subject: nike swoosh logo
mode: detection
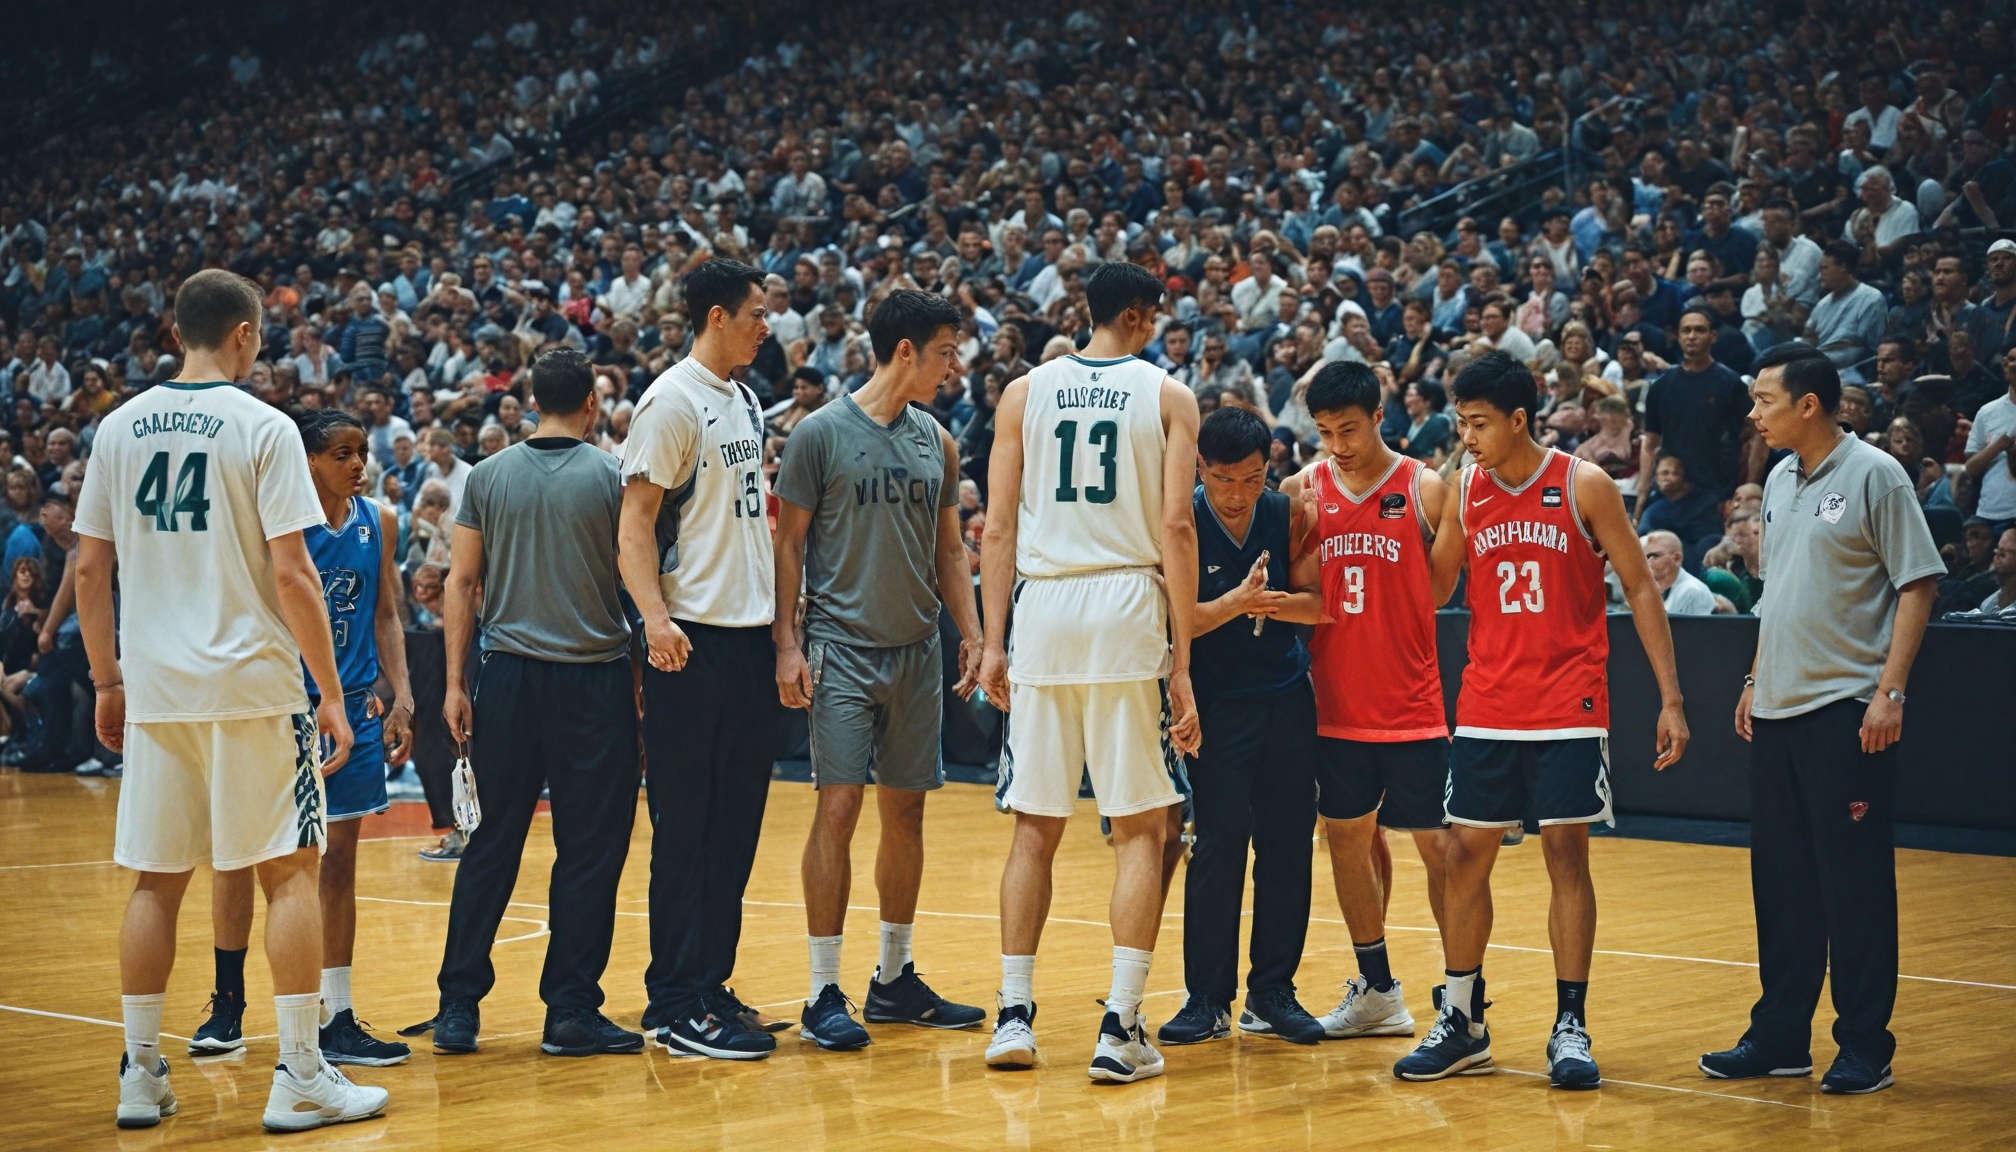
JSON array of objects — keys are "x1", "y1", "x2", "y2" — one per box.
[
  {"x1": 707, "y1": 417, "x2": 719, "y2": 426},
  {"x1": 1207, "y1": 565, "x2": 1221, "y2": 573},
  {"x1": 1472, "y1": 493, "x2": 1495, "y2": 505}
]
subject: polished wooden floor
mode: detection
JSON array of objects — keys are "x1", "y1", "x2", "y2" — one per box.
[{"x1": 2, "y1": 769, "x2": 2012, "y2": 1151}]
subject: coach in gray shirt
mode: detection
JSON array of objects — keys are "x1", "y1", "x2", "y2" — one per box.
[
  {"x1": 426, "y1": 348, "x2": 644, "y2": 1059},
  {"x1": 1700, "y1": 345, "x2": 1942, "y2": 1096},
  {"x1": 772, "y1": 291, "x2": 986, "y2": 1049}
]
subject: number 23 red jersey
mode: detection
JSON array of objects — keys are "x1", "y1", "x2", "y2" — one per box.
[
  {"x1": 1308, "y1": 456, "x2": 1447, "y2": 741},
  {"x1": 1456, "y1": 449, "x2": 1610, "y2": 737}
]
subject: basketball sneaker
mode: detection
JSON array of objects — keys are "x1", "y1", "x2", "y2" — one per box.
[
  {"x1": 539, "y1": 1007, "x2": 644, "y2": 1057},
  {"x1": 1087, "y1": 1011, "x2": 1164, "y2": 1083},
  {"x1": 1821, "y1": 1049, "x2": 1894, "y2": 1095},
  {"x1": 1240, "y1": 985, "x2": 1325, "y2": 1045},
  {"x1": 188, "y1": 991, "x2": 245, "y2": 1055},
  {"x1": 656, "y1": 999, "x2": 775, "y2": 1060},
  {"x1": 430, "y1": 998, "x2": 480, "y2": 1054},
  {"x1": 320, "y1": 1010, "x2": 412, "y2": 1067},
  {"x1": 985, "y1": 1000, "x2": 1038, "y2": 1069},
  {"x1": 417, "y1": 830, "x2": 466, "y2": 863},
  {"x1": 260, "y1": 1060, "x2": 389, "y2": 1132},
  {"x1": 800, "y1": 985, "x2": 871, "y2": 1051},
  {"x1": 1156, "y1": 995, "x2": 1231, "y2": 1045},
  {"x1": 1393, "y1": 1003, "x2": 1494, "y2": 1081},
  {"x1": 863, "y1": 963, "x2": 986, "y2": 1028},
  {"x1": 1320, "y1": 976, "x2": 1417, "y2": 1039},
  {"x1": 116, "y1": 1053, "x2": 178, "y2": 1128},
  {"x1": 718, "y1": 986, "x2": 790, "y2": 1033},
  {"x1": 1698, "y1": 1038, "x2": 1813, "y2": 1080},
  {"x1": 1547, "y1": 1013, "x2": 1601, "y2": 1089}
]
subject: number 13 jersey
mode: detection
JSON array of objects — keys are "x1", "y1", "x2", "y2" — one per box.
[
  {"x1": 1456, "y1": 449, "x2": 1609, "y2": 738},
  {"x1": 1015, "y1": 354, "x2": 1167, "y2": 579},
  {"x1": 73, "y1": 380, "x2": 324, "y2": 722}
]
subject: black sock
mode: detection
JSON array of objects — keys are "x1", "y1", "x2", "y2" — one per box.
[
  {"x1": 1557, "y1": 980, "x2": 1588, "y2": 1026},
  {"x1": 215, "y1": 947, "x2": 247, "y2": 1002},
  {"x1": 1354, "y1": 938, "x2": 1394, "y2": 992}
]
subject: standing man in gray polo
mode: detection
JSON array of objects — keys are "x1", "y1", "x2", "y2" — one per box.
[
  {"x1": 773, "y1": 291, "x2": 987, "y2": 1050},
  {"x1": 1701, "y1": 344, "x2": 1943, "y2": 1096}
]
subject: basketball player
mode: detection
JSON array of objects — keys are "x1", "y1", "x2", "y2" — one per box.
[
  {"x1": 977, "y1": 262, "x2": 1203, "y2": 1082},
  {"x1": 1157, "y1": 406, "x2": 1325, "y2": 1049},
  {"x1": 773, "y1": 290, "x2": 986, "y2": 1051},
  {"x1": 1281, "y1": 361, "x2": 1454, "y2": 1042},
  {"x1": 1395, "y1": 350, "x2": 1688, "y2": 1089},
  {"x1": 75, "y1": 269, "x2": 388, "y2": 1131},
  {"x1": 194, "y1": 411, "x2": 415, "y2": 1069},
  {"x1": 619, "y1": 258, "x2": 789, "y2": 1060}
]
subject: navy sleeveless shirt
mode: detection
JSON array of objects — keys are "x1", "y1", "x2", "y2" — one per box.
[{"x1": 1191, "y1": 486, "x2": 1310, "y2": 700}]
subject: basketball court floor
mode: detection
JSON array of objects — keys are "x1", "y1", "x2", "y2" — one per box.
[{"x1": 3, "y1": 770, "x2": 2010, "y2": 1150}]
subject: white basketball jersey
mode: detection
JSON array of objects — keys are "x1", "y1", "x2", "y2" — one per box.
[
  {"x1": 1016, "y1": 354, "x2": 1168, "y2": 579},
  {"x1": 73, "y1": 381, "x2": 324, "y2": 722},
  {"x1": 622, "y1": 357, "x2": 776, "y2": 628}
]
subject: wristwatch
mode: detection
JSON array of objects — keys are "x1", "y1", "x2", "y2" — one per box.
[{"x1": 1884, "y1": 688, "x2": 1906, "y2": 704}]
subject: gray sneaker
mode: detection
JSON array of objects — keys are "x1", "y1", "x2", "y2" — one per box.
[{"x1": 418, "y1": 829, "x2": 466, "y2": 862}]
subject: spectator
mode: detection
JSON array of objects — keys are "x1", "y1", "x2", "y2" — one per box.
[
  {"x1": 1396, "y1": 380, "x2": 1453, "y2": 465},
  {"x1": 408, "y1": 564, "x2": 446, "y2": 631},
  {"x1": 1804, "y1": 241, "x2": 1888, "y2": 383},
  {"x1": 1966, "y1": 349, "x2": 2016, "y2": 533},
  {"x1": 1636, "y1": 453, "x2": 1723, "y2": 549},
  {"x1": 1639, "y1": 307, "x2": 1755, "y2": 515},
  {"x1": 1701, "y1": 508, "x2": 1765, "y2": 613},
  {"x1": 1952, "y1": 528, "x2": 2016, "y2": 619},
  {"x1": 1641, "y1": 530, "x2": 1718, "y2": 615}
]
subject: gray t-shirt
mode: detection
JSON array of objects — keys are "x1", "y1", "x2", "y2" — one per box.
[
  {"x1": 773, "y1": 397, "x2": 958, "y2": 647},
  {"x1": 1752, "y1": 435, "x2": 1944, "y2": 718},
  {"x1": 456, "y1": 437, "x2": 630, "y2": 662}
]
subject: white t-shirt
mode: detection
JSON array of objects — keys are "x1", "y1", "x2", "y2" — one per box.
[
  {"x1": 621, "y1": 358, "x2": 775, "y2": 627},
  {"x1": 74, "y1": 381, "x2": 322, "y2": 721},
  {"x1": 1968, "y1": 393, "x2": 2016, "y2": 521},
  {"x1": 1662, "y1": 566, "x2": 1719, "y2": 615}
]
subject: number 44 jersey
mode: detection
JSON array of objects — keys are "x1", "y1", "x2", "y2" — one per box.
[
  {"x1": 74, "y1": 380, "x2": 325, "y2": 723},
  {"x1": 1456, "y1": 449, "x2": 1610, "y2": 739}
]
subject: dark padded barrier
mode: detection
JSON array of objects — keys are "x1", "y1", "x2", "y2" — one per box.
[{"x1": 1435, "y1": 614, "x2": 2016, "y2": 831}]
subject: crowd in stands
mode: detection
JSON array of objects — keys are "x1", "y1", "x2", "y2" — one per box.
[{"x1": 0, "y1": 0, "x2": 2014, "y2": 771}]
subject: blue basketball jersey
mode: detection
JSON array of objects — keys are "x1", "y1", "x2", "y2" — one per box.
[{"x1": 305, "y1": 495, "x2": 382, "y2": 699}]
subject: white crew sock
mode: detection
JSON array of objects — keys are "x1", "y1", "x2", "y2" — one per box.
[
  {"x1": 1446, "y1": 968, "x2": 1484, "y2": 1036},
  {"x1": 122, "y1": 993, "x2": 165, "y2": 1074},
  {"x1": 276, "y1": 992, "x2": 324, "y2": 1079},
  {"x1": 1000, "y1": 954, "x2": 1036, "y2": 1009},
  {"x1": 877, "y1": 921, "x2": 913, "y2": 982},
  {"x1": 1108, "y1": 947, "x2": 1153, "y2": 1029},
  {"x1": 320, "y1": 966, "x2": 352, "y2": 1027},
  {"x1": 809, "y1": 935, "x2": 844, "y2": 1001}
]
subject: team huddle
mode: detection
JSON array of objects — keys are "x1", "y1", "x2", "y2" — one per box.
[{"x1": 84, "y1": 261, "x2": 1697, "y2": 1135}]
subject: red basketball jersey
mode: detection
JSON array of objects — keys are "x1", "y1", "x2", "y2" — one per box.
[
  {"x1": 1308, "y1": 456, "x2": 1447, "y2": 742},
  {"x1": 1456, "y1": 449, "x2": 1610, "y2": 737}
]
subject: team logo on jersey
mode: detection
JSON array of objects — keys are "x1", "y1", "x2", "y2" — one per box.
[
  {"x1": 1323, "y1": 503, "x2": 1339, "y2": 514},
  {"x1": 1849, "y1": 800, "x2": 1869, "y2": 822},
  {"x1": 1378, "y1": 493, "x2": 1407, "y2": 519},
  {"x1": 358, "y1": 519, "x2": 373, "y2": 545},
  {"x1": 1582, "y1": 697, "x2": 1594, "y2": 712},
  {"x1": 1541, "y1": 486, "x2": 1563, "y2": 508},
  {"x1": 1818, "y1": 492, "x2": 1847, "y2": 524}
]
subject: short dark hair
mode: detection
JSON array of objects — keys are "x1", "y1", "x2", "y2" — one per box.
[
  {"x1": 1411, "y1": 379, "x2": 1448, "y2": 412},
  {"x1": 683, "y1": 258, "x2": 765, "y2": 327},
  {"x1": 1085, "y1": 262, "x2": 1164, "y2": 327},
  {"x1": 1196, "y1": 407, "x2": 1273, "y2": 465},
  {"x1": 296, "y1": 409, "x2": 365, "y2": 454},
  {"x1": 1878, "y1": 334, "x2": 1917, "y2": 363},
  {"x1": 1821, "y1": 239, "x2": 1860, "y2": 270},
  {"x1": 1305, "y1": 360, "x2": 1382, "y2": 418},
  {"x1": 530, "y1": 347, "x2": 595, "y2": 415},
  {"x1": 1449, "y1": 349, "x2": 1538, "y2": 427},
  {"x1": 174, "y1": 269, "x2": 263, "y2": 351},
  {"x1": 1755, "y1": 342, "x2": 1841, "y2": 414},
  {"x1": 1761, "y1": 196, "x2": 1797, "y2": 217},
  {"x1": 868, "y1": 289, "x2": 962, "y2": 362}
]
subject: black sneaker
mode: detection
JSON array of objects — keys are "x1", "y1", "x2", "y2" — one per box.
[
  {"x1": 717, "y1": 986, "x2": 790, "y2": 1033},
  {"x1": 540, "y1": 1007, "x2": 644, "y2": 1057},
  {"x1": 1394, "y1": 1004, "x2": 1495, "y2": 1081},
  {"x1": 1242, "y1": 985, "x2": 1325, "y2": 1045},
  {"x1": 319, "y1": 1009, "x2": 412, "y2": 1067},
  {"x1": 432, "y1": 998, "x2": 480, "y2": 1054},
  {"x1": 188, "y1": 991, "x2": 245, "y2": 1055},
  {"x1": 1156, "y1": 995, "x2": 1232, "y2": 1045},
  {"x1": 1820, "y1": 1049, "x2": 1894, "y2": 1095},
  {"x1": 799, "y1": 985, "x2": 871, "y2": 1051},
  {"x1": 656, "y1": 1000, "x2": 775, "y2": 1060},
  {"x1": 863, "y1": 963, "x2": 986, "y2": 1029},
  {"x1": 1699, "y1": 1038, "x2": 1813, "y2": 1080},
  {"x1": 1546, "y1": 1013, "x2": 1600, "y2": 1090}
]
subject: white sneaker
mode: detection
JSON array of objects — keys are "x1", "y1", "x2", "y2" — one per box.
[
  {"x1": 1087, "y1": 1011, "x2": 1164, "y2": 1083},
  {"x1": 1320, "y1": 976, "x2": 1416, "y2": 1038},
  {"x1": 261, "y1": 1060, "x2": 389, "y2": 1132},
  {"x1": 985, "y1": 1000, "x2": 1038, "y2": 1069},
  {"x1": 116, "y1": 1053, "x2": 178, "y2": 1128}
]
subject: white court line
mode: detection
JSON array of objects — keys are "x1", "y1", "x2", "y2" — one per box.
[
  {"x1": 1308, "y1": 917, "x2": 2016, "y2": 992},
  {"x1": 0, "y1": 1003, "x2": 195, "y2": 1042},
  {"x1": 0, "y1": 858, "x2": 117, "y2": 870},
  {"x1": 1493, "y1": 1066, "x2": 1822, "y2": 1111},
  {"x1": 354, "y1": 895, "x2": 548, "y2": 945}
]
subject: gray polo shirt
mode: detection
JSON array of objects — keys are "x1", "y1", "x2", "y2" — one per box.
[
  {"x1": 772, "y1": 397, "x2": 957, "y2": 648},
  {"x1": 456, "y1": 437, "x2": 631, "y2": 663},
  {"x1": 1752, "y1": 434, "x2": 1943, "y2": 718}
]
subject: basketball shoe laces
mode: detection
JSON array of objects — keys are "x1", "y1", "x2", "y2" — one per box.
[{"x1": 1552, "y1": 1015, "x2": 1591, "y2": 1061}]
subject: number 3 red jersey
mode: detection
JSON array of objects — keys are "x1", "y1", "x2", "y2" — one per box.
[
  {"x1": 1308, "y1": 457, "x2": 1447, "y2": 742},
  {"x1": 1456, "y1": 449, "x2": 1609, "y2": 738}
]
